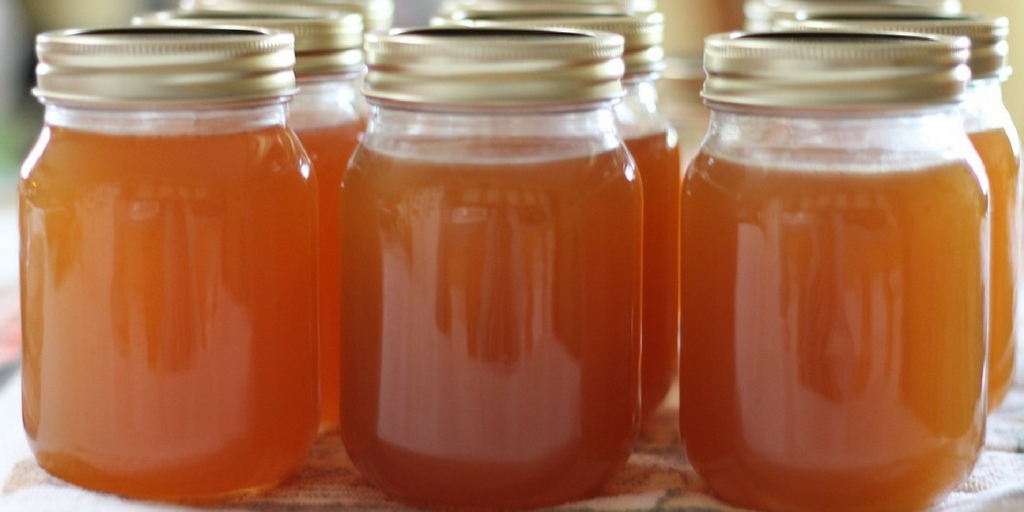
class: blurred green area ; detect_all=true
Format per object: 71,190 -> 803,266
0,0 -> 438,191
0,0 -> 170,190
0,101 -> 37,198
0,85 -> 38,190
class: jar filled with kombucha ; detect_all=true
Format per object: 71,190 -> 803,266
681,32 -> 986,512
341,27 -> 641,509
136,5 -> 365,434
20,27 -> 318,501
441,10 -> 680,426
783,15 -> 1019,413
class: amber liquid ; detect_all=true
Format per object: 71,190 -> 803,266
20,125 -> 319,501
340,144 -> 641,510
680,153 -> 987,512
294,123 -> 363,432
624,132 -> 682,422
969,128 -> 1021,411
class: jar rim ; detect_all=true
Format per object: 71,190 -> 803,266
362,26 -> 625,107
779,14 -> 1009,80
33,26 -> 298,106
701,30 -> 971,110
133,7 -> 365,77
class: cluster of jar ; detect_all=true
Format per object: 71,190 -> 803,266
17,0 -> 1021,511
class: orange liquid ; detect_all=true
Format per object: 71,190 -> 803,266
294,122 -> 363,432
680,153 -> 987,512
625,132 -> 682,422
340,144 -> 641,509
968,128 -> 1021,412
20,125 -> 319,501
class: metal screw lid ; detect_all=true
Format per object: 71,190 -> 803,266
702,31 -> 971,109
134,8 -> 363,77
363,27 -> 625,107
185,0 -> 394,31
745,0 -> 961,30
439,0 -> 657,16
780,14 -> 1009,80
436,12 -> 664,76
34,26 -> 297,107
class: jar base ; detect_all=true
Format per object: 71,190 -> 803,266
346,440 -> 632,511
32,450 -> 293,504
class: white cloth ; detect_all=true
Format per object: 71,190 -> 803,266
3,373 -> 1024,512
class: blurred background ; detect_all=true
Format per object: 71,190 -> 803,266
1,0 -> 1022,179
2,0 -> 1022,175
0,0 -> 447,183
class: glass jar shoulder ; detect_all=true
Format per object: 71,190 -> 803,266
347,142 -> 637,203
356,106 -> 632,173
694,109 -> 985,189
962,79 -> 1021,153
968,126 -> 1021,181
684,147 -> 988,227
290,77 -> 363,132
614,78 -> 678,144
22,106 -> 311,196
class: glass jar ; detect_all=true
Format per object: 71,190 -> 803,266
341,27 -> 640,509
609,15 -> 680,425
783,14 -> 1019,412
20,27 -> 318,501
437,8 -> 679,429
681,32 -> 986,512
136,4 -> 365,435
292,79 -> 364,432
966,75 -> 1021,411
618,71 -> 681,426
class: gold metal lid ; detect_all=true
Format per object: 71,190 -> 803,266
436,12 -> 663,76
779,15 -> 1009,80
703,31 -> 970,109
34,27 -> 297,107
185,0 -> 393,31
134,8 -> 363,77
744,1 -> 961,30
439,0 -> 657,16
363,27 -> 625,107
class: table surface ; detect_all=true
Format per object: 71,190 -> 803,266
3,371 -> 1024,512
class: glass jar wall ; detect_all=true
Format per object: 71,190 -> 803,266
20,27 -> 318,501
135,3 -> 367,435
783,13 -> 1020,413
681,32 -> 987,512
340,27 -> 642,510
435,7 -> 680,429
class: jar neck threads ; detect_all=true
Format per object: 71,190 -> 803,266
291,76 -> 362,130
962,77 -> 1017,135
702,107 -> 976,172
41,102 -> 289,136
362,103 -> 622,163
